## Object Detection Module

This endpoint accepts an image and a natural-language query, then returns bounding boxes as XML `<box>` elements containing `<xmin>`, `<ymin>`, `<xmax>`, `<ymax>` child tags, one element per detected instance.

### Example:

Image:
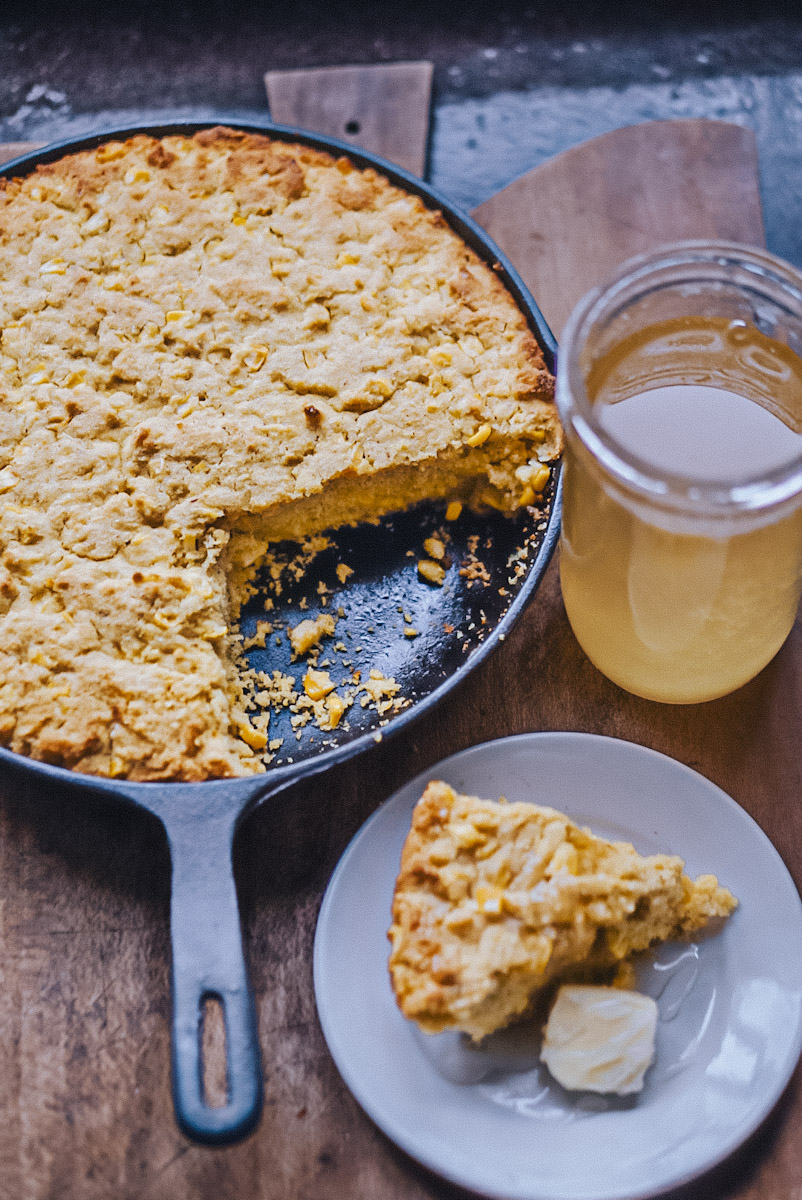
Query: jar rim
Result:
<box><xmin>557</xmin><ymin>240</ymin><xmax>802</xmax><ymax>518</ymax></box>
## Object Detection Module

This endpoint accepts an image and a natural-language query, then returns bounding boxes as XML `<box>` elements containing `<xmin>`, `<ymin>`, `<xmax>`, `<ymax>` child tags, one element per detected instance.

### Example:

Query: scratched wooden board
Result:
<box><xmin>0</xmin><ymin>142</ymin><xmax>42</xmax><ymax>165</ymax></box>
<box><xmin>473</xmin><ymin>118</ymin><xmax>766</xmax><ymax>337</ymax></box>
<box><xmin>1</xmin><ymin>123</ymin><xmax>801</xmax><ymax>1200</ymax></box>
<box><xmin>266</xmin><ymin>62</ymin><xmax>433</xmax><ymax>176</ymax></box>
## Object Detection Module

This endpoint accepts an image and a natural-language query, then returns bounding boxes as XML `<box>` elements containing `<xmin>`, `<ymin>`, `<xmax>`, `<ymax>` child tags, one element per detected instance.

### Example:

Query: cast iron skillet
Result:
<box><xmin>0</xmin><ymin>121</ymin><xmax>560</xmax><ymax>1145</ymax></box>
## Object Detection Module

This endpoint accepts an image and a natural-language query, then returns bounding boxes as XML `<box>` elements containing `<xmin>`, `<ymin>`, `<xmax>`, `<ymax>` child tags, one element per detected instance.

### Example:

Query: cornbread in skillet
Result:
<box><xmin>388</xmin><ymin>782</ymin><xmax>737</xmax><ymax>1040</ymax></box>
<box><xmin>0</xmin><ymin>128</ymin><xmax>559</xmax><ymax>780</ymax></box>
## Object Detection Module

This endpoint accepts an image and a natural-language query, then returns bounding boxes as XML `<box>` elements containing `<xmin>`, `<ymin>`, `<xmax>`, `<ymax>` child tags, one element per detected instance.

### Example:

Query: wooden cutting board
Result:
<box><xmin>473</xmin><ymin>118</ymin><xmax>766</xmax><ymax>336</ymax></box>
<box><xmin>266</xmin><ymin>61</ymin><xmax>433</xmax><ymax>176</ymax></box>
<box><xmin>3</xmin><ymin>116</ymin><xmax>799</xmax><ymax>1200</ymax></box>
<box><xmin>0</xmin><ymin>141</ymin><xmax>41</xmax><ymax>165</ymax></box>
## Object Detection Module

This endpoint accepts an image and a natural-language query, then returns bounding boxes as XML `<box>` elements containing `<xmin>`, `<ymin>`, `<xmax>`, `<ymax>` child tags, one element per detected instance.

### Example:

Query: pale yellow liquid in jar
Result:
<box><xmin>560</xmin><ymin>317</ymin><xmax>802</xmax><ymax>702</ymax></box>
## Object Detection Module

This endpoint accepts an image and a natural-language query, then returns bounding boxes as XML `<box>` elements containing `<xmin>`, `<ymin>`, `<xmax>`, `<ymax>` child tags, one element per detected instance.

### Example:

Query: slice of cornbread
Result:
<box><xmin>388</xmin><ymin>781</ymin><xmax>737</xmax><ymax>1041</ymax></box>
<box><xmin>0</xmin><ymin>128</ymin><xmax>560</xmax><ymax>780</ymax></box>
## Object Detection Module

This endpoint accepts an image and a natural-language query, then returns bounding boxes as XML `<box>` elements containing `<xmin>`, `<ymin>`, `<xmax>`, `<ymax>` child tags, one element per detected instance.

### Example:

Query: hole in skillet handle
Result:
<box><xmin>201</xmin><ymin>994</ymin><xmax>229</xmax><ymax>1108</ymax></box>
<box><xmin>171</xmin><ymin>965</ymin><xmax>261</xmax><ymax>1144</ymax></box>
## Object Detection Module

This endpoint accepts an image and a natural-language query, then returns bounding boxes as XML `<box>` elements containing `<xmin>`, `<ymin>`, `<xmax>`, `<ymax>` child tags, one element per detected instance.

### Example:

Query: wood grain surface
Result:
<box><xmin>1</xmin><ymin>121</ymin><xmax>801</xmax><ymax>1200</ymax></box>
<box><xmin>0</xmin><ymin>142</ymin><xmax>42</xmax><ymax>166</ymax></box>
<box><xmin>265</xmin><ymin>62</ymin><xmax>433</xmax><ymax>176</ymax></box>
<box><xmin>473</xmin><ymin>118</ymin><xmax>766</xmax><ymax>338</ymax></box>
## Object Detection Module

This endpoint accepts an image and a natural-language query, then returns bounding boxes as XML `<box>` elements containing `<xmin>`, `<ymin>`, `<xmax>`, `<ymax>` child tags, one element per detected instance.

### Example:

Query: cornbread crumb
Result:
<box><xmin>235</xmin><ymin>719</ymin><xmax>269</xmax><ymax>752</ymax></box>
<box><xmin>423</xmin><ymin>537</ymin><xmax>446</xmax><ymax>561</ymax></box>
<box><xmin>324</xmin><ymin>692</ymin><xmax>347</xmax><ymax>729</ymax></box>
<box><xmin>242</xmin><ymin>620</ymin><xmax>274</xmax><ymax>650</ymax></box>
<box><xmin>303</xmin><ymin>668</ymin><xmax>336</xmax><ymax>701</ymax></box>
<box><xmin>388</xmin><ymin>782</ymin><xmax>737</xmax><ymax>1041</ymax></box>
<box><xmin>289</xmin><ymin>614</ymin><xmax>337</xmax><ymax>658</ymax></box>
<box><xmin>418</xmin><ymin>559</ymin><xmax>446</xmax><ymax>586</ymax></box>
<box><xmin>351</xmin><ymin>668</ymin><xmax>404</xmax><ymax>718</ymax></box>
<box><xmin>459</xmin><ymin>553</ymin><xmax>492</xmax><ymax>588</ymax></box>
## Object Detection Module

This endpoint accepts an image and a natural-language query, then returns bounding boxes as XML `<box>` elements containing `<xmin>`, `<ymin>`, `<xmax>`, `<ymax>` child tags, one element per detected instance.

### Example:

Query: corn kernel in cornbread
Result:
<box><xmin>388</xmin><ymin>782</ymin><xmax>737</xmax><ymax>1041</ymax></box>
<box><xmin>0</xmin><ymin>127</ymin><xmax>560</xmax><ymax>781</ymax></box>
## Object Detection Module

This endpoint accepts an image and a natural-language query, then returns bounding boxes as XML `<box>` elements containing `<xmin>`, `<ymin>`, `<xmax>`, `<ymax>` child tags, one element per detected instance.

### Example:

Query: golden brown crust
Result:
<box><xmin>0</xmin><ymin>129</ymin><xmax>559</xmax><ymax>780</ymax></box>
<box><xmin>388</xmin><ymin>782</ymin><xmax>736</xmax><ymax>1040</ymax></box>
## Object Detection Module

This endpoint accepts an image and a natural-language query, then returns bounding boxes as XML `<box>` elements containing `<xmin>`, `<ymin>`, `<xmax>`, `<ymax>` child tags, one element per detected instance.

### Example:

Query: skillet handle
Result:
<box><xmin>161</xmin><ymin>801</ymin><xmax>262</xmax><ymax>1144</ymax></box>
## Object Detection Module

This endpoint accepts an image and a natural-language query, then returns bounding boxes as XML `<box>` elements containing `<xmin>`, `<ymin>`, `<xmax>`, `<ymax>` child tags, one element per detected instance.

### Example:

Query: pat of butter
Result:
<box><xmin>540</xmin><ymin>986</ymin><xmax>658</xmax><ymax>1095</ymax></box>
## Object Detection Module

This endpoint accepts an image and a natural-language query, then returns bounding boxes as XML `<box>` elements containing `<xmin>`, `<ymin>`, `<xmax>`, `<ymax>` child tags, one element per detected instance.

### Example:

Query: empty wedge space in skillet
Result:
<box><xmin>0</xmin><ymin>126</ymin><xmax>560</xmax><ymax>781</ymax></box>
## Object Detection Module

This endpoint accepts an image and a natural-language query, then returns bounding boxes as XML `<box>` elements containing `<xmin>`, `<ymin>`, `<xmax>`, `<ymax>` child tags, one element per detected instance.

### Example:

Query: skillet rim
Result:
<box><xmin>0</xmin><ymin>117</ymin><xmax>561</xmax><ymax>810</ymax></box>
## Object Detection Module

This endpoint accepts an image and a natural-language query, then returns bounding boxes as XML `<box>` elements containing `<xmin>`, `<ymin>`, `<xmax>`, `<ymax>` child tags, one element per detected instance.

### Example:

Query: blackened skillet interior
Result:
<box><xmin>0</xmin><ymin>120</ymin><xmax>561</xmax><ymax>1143</ymax></box>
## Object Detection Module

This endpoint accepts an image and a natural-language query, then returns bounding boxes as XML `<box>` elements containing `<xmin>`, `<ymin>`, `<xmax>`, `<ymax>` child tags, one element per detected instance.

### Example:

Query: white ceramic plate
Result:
<box><xmin>313</xmin><ymin>732</ymin><xmax>802</xmax><ymax>1200</ymax></box>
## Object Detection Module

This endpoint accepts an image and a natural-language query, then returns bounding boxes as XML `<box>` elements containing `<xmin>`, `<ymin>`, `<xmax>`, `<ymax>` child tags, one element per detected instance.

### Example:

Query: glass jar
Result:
<box><xmin>556</xmin><ymin>242</ymin><xmax>802</xmax><ymax>703</ymax></box>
